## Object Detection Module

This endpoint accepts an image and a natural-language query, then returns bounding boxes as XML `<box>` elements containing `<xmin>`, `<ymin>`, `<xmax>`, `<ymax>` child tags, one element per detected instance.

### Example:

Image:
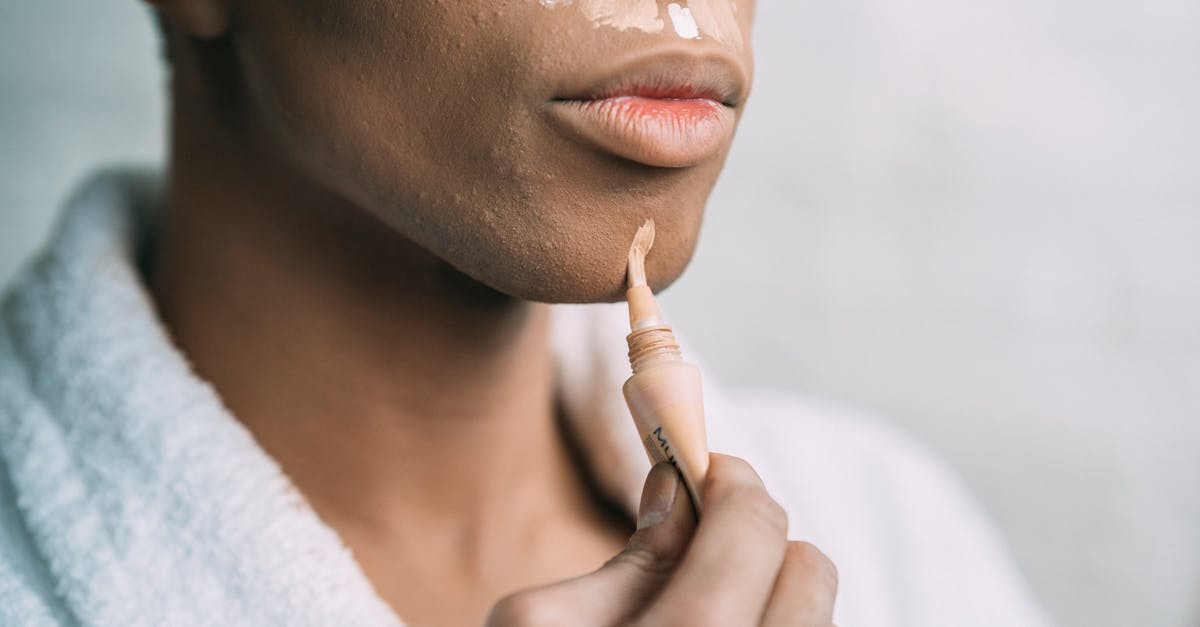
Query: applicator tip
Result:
<box><xmin>627</xmin><ymin>219</ymin><xmax>656</xmax><ymax>288</ymax></box>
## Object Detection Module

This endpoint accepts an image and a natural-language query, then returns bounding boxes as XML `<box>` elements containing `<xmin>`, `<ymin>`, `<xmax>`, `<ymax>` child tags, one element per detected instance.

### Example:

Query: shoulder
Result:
<box><xmin>713</xmin><ymin>390</ymin><xmax>973</xmax><ymax>514</ymax></box>
<box><xmin>709</xmin><ymin>389</ymin><xmax>984</xmax><ymax>549</ymax></box>
<box><xmin>0</xmin><ymin>456</ymin><xmax>69</xmax><ymax>625</ymax></box>
<box><xmin>0</xmin><ymin>300</ymin><xmax>69</xmax><ymax>625</ymax></box>
<box><xmin>708</xmin><ymin>390</ymin><xmax>1055</xmax><ymax>627</ymax></box>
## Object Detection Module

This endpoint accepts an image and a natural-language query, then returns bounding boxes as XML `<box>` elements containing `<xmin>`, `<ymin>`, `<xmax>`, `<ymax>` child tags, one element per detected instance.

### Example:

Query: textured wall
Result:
<box><xmin>3</xmin><ymin>2</ymin><xmax>1198</xmax><ymax>626</ymax></box>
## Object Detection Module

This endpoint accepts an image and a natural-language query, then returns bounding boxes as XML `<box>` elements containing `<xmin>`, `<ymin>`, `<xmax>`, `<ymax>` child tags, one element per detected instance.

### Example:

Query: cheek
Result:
<box><xmin>232</xmin><ymin>3</ymin><xmax>530</xmax><ymax>228</ymax></box>
<box><xmin>233</xmin><ymin>4</ymin><xmax>436</xmax><ymax>175</ymax></box>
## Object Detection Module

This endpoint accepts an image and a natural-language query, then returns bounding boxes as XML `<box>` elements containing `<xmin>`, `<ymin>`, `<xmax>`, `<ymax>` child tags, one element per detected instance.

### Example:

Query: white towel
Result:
<box><xmin>0</xmin><ymin>169</ymin><xmax>1054</xmax><ymax>626</ymax></box>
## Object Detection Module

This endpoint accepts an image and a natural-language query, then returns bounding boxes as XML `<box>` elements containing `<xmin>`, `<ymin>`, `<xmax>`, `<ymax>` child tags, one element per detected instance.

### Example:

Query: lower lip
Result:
<box><xmin>551</xmin><ymin>96</ymin><xmax>735</xmax><ymax>168</ymax></box>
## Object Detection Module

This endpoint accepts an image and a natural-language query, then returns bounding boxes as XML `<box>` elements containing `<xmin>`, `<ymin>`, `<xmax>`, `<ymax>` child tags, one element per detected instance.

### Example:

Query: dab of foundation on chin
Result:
<box><xmin>622</xmin><ymin>219</ymin><xmax>710</xmax><ymax>514</ymax></box>
<box><xmin>538</xmin><ymin>0</ymin><xmax>744</xmax><ymax>50</ymax></box>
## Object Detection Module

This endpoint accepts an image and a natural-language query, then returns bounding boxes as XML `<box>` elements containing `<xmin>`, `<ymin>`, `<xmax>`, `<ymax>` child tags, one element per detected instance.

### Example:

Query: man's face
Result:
<box><xmin>221</xmin><ymin>0</ymin><xmax>756</xmax><ymax>302</ymax></box>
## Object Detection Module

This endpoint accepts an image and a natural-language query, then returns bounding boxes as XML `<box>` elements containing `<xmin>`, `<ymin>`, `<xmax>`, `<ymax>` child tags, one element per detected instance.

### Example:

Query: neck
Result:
<box><xmin>147</xmin><ymin>78</ymin><xmax>623</xmax><ymax>555</ymax></box>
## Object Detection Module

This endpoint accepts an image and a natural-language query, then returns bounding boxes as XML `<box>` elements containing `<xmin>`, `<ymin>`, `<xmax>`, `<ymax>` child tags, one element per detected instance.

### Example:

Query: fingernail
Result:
<box><xmin>637</xmin><ymin>462</ymin><xmax>679</xmax><ymax>530</ymax></box>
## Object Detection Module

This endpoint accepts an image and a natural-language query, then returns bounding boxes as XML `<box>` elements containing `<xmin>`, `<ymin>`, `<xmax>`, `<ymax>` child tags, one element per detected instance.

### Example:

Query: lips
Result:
<box><xmin>549</xmin><ymin>55</ymin><xmax>746</xmax><ymax>168</ymax></box>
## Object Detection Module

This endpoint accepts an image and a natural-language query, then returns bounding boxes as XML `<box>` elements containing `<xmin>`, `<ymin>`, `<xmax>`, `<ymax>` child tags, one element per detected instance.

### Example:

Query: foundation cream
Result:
<box><xmin>538</xmin><ymin>0</ymin><xmax>744</xmax><ymax>50</ymax></box>
<box><xmin>622</xmin><ymin>220</ymin><xmax>709</xmax><ymax>513</ymax></box>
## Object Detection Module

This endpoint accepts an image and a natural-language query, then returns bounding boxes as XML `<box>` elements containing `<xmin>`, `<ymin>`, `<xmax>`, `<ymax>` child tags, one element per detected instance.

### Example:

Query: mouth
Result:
<box><xmin>549</xmin><ymin>54</ymin><xmax>746</xmax><ymax>169</ymax></box>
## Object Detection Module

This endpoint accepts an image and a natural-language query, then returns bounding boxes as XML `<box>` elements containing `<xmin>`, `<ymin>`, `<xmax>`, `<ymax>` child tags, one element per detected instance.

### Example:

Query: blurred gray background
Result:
<box><xmin>2</xmin><ymin>2</ymin><xmax>1197</xmax><ymax>626</ymax></box>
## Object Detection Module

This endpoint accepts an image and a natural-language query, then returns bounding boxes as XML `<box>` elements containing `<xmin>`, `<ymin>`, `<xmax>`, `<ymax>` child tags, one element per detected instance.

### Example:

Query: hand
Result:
<box><xmin>486</xmin><ymin>453</ymin><xmax>838</xmax><ymax>626</ymax></box>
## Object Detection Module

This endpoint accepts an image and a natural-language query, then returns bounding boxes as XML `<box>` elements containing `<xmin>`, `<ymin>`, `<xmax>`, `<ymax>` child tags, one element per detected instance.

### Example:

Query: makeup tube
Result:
<box><xmin>622</xmin><ymin>220</ymin><xmax>709</xmax><ymax>513</ymax></box>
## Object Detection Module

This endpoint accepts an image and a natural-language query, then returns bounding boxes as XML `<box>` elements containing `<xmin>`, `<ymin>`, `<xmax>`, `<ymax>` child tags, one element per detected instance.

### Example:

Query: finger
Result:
<box><xmin>761</xmin><ymin>541</ymin><xmax>839</xmax><ymax>627</ymax></box>
<box><xmin>637</xmin><ymin>453</ymin><xmax>790</xmax><ymax>627</ymax></box>
<box><xmin>485</xmin><ymin>462</ymin><xmax>696</xmax><ymax>626</ymax></box>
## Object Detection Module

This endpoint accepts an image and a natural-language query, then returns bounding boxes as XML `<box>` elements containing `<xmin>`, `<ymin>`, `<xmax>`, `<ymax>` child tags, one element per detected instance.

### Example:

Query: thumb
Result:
<box><xmin>627</xmin><ymin>461</ymin><xmax>699</xmax><ymax>559</ymax></box>
<box><xmin>486</xmin><ymin>462</ymin><xmax>696</xmax><ymax>626</ymax></box>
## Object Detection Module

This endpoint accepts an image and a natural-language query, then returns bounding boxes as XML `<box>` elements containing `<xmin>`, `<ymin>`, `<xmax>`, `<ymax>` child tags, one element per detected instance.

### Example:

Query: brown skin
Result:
<box><xmin>144</xmin><ymin>1</ymin><xmax>834</xmax><ymax>626</ymax></box>
<box><xmin>157</xmin><ymin>0</ymin><xmax>755</xmax><ymax>303</ymax></box>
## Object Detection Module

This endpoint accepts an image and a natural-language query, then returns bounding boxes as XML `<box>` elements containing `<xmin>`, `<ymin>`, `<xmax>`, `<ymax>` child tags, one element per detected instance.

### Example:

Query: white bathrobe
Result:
<box><xmin>0</xmin><ymin>170</ymin><xmax>1054</xmax><ymax>626</ymax></box>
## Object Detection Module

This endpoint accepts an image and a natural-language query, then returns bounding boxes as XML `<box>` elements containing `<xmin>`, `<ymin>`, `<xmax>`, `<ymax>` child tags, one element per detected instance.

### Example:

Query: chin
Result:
<box><xmin>439</xmin><ymin>204</ymin><xmax>704</xmax><ymax>305</ymax></box>
<box><xmin>501</xmin><ymin>244</ymin><xmax>696</xmax><ymax>305</ymax></box>
<box><xmin>346</xmin><ymin>145</ymin><xmax>720</xmax><ymax>306</ymax></box>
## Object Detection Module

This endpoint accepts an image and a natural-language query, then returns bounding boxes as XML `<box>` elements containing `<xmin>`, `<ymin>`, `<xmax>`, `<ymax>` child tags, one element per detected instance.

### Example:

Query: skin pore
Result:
<box><xmin>147</xmin><ymin>1</ymin><xmax>754</xmax><ymax>625</ymax></box>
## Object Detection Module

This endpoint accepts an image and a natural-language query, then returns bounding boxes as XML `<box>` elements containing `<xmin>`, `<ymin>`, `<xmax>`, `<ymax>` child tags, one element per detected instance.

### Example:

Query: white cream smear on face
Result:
<box><xmin>667</xmin><ymin>3</ymin><xmax>700</xmax><ymax>39</ymax></box>
<box><xmin>539</xmin><ymin>0</ymin><xmax>743</xmax><ymax>49</ymax></box>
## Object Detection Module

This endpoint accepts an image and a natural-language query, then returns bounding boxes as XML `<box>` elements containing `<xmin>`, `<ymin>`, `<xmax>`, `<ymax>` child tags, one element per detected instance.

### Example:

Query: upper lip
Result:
<box><xmin>553</xmin><ymin>52</ymin><xmax>748</xmax><ymax>108</ymax></box>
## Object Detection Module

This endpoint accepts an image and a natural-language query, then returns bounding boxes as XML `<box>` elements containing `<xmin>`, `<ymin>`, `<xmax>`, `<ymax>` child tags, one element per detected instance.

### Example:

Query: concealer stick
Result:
<box><xmin>623</xmin><ymin>219</ymin><xmax>709</xmax><ymax>514</ymax></box>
